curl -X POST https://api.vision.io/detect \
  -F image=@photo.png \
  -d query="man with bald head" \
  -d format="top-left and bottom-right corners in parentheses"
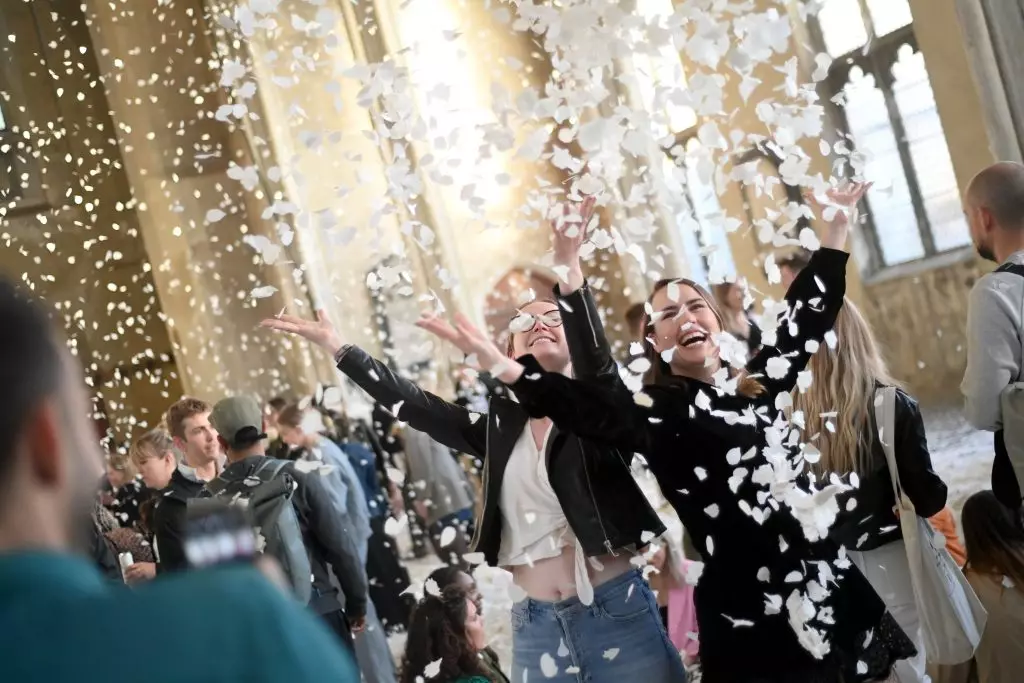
top-left (961, 161), bottom-right (1024, 509)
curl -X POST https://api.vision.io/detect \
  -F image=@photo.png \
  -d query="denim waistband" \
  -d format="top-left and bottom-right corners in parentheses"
top-left (513, 567), bottom-right (642, 617)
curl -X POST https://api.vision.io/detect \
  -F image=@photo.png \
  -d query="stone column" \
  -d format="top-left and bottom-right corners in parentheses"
top-left (83, 0), bottom-right (326, 401)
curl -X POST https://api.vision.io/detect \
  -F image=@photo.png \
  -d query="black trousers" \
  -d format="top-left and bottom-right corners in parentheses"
top-left (320, 608), bottom-right (360, 673)
top-left (366, 515), bottom-right (414, 632)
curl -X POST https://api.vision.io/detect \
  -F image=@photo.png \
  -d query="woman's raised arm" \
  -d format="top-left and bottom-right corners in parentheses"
top-left (745, 182), bottom-right (870, 398)
top-left (417, 313), bottom-right (661, 457)
top-left (262, 311), bottom-right (486, 457)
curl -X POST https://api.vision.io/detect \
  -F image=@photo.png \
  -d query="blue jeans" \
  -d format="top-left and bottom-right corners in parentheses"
top-left (511, 569), bottom-right (686, 683)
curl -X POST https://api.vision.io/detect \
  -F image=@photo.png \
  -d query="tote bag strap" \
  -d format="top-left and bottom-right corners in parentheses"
top-left (873, 386), bottom-right (911, 511)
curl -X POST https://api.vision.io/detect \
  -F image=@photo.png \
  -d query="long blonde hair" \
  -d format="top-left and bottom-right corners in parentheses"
top-left (792, 298), bottom-right (899, 476)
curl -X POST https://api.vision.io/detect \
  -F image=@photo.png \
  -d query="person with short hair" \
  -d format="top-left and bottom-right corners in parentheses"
top-left (209, 395), bottom-right (370, 662)
top-left (625, 301), bottom-right (646, 343)
top-left (165, 397), bottom-right (222, 482)
top-left (962, 162), bottom-right (1024, 509)
top-left (777, 251), bottom-right (811, 289)
top-left (150, 397), bottom-right (221, 574)
top-left (0, 278), bottom-right (357, 682)
top-left (129, 429), bottom-right (179, 492)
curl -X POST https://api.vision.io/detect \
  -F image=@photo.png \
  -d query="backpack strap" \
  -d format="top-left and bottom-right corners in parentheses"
top-left (204, 458), bottom-right (289, 497)
top-left (254, 457), bottom-right (289, 481)
top-left (996, 262), bottom-right (1024, 277)
top-left (202, 474), bottom-right (231, 498)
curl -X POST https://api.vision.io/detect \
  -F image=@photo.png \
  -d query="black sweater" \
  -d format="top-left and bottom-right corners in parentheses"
top-left (152, 467), bottom-right (206, 573)
top-left (508, 249), bottom-right (915, 683)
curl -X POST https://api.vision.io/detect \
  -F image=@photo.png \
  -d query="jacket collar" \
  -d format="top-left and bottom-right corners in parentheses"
top-left (485, 395), bottom-right (562, 473)
top-left (175, 463), bottom-right (205, 484)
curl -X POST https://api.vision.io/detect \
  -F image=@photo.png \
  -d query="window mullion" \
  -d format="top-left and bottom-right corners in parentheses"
top-left (871, 45), bottom-right (937, 257)
top-left (855, 0), bottom-right (877, 41)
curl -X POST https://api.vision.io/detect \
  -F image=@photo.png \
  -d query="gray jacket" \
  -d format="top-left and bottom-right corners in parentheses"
top-left (402, 428), bottom-right (473, 526)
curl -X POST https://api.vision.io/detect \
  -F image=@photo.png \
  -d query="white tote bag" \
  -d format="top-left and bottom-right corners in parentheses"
top-left (874, 387), bottom-right (987, 665)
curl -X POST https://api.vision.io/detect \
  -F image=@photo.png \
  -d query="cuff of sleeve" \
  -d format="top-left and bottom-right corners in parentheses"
top-left (552, 279), bottom-right (590, 303)
top-left (510, 354), bottom-right (545, 389)
top-left (810, 247), bottom-right (850, 270)
top-left (334, 344), bottom-right (355, 367)
top-left (348, 602), bottom-right (367, 620)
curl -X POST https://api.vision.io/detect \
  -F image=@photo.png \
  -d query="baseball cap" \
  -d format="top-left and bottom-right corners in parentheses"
top-left (210, 395), bottom-right (267, 449)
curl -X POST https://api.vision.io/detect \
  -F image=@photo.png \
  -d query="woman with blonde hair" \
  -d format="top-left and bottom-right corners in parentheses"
top-left (792, 299), bottom-right (948, 683)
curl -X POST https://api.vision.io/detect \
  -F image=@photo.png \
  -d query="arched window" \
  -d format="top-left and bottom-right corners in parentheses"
top-left (812, 0), bottom-right (969, 272)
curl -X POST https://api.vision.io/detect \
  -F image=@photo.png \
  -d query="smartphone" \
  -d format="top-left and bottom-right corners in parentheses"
top-left (118, 552), bottom-right (134, 584)
top-left (184, 499), bottom-right (258, 570)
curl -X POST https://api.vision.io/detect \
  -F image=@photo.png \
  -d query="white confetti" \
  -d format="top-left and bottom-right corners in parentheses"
top-left (424, 658), bottom-right (442, 678)
top-left (439, 526), bottom-right (457, 548)
top-left (540, 653), bottom-right (559, 678)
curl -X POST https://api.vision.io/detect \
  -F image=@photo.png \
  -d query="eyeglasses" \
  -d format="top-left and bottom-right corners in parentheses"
top-left (509, 310), bottom-right (563, 334)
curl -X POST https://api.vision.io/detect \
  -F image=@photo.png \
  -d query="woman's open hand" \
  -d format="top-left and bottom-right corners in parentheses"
top-left (552, 196), bottom-right (597, 267)
top-left (806, 180), bottom-right (872, 251)
top-left (551, 195), bottom-right (597, 294)
top-left (260, 309), bottom-right (345, 356)
top-left (416, 313), bottom-right (524, 383)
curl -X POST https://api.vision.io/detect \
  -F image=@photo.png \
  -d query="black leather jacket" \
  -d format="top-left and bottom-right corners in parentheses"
top-left (336, 282), bottom-right (665, 566)
top-left (830, 387), bottom-right (948, 551)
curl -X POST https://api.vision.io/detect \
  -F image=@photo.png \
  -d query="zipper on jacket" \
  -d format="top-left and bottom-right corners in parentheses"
top-left (577, 436), bottom-right (616, 556)
top-left (581, 287), bottom-right (600, 348)
top-left (468, 411), bottom-right (492, 553)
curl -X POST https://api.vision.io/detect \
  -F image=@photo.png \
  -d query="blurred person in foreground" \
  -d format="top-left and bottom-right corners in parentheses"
top-left (0, 279), bottom-right (356, 682)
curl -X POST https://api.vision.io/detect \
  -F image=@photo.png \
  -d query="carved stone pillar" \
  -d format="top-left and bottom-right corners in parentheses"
top-left (83, 0), bottom-right (326, 401)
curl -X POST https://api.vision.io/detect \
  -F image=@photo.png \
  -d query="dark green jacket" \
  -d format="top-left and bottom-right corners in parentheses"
top-left (0, 551), bottom-right (358, 682)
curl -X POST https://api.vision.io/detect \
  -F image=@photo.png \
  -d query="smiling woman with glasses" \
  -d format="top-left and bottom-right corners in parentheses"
top-left (264, 196), bottom-right (686, 683)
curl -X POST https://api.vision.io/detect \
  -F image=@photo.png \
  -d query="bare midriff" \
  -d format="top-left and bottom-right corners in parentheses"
top-left (507, 545), bottom-right (635, 602)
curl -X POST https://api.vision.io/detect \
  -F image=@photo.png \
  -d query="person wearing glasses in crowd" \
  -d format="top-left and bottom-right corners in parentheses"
top-left (263, 197), bottom-right (685, 683)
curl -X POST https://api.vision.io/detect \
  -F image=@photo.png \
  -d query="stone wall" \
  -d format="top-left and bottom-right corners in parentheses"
top-left (859, 252), bottom-right (989, 405)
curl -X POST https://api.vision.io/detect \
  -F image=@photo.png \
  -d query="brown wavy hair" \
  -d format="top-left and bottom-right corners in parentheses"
top-left (962, 490), bottom-right (1024, 588)
top-left (641, 278), bottom-right (764, 398)
top-left (400, 587), bottom-right (488, 683)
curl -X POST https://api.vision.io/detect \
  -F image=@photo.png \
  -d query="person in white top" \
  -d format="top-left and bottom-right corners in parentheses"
top-left (264, 197), bottom-right (685, 683)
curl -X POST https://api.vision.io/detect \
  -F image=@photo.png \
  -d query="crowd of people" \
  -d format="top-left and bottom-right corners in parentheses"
top-left (4, 162), bottom-right (1024, 683)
